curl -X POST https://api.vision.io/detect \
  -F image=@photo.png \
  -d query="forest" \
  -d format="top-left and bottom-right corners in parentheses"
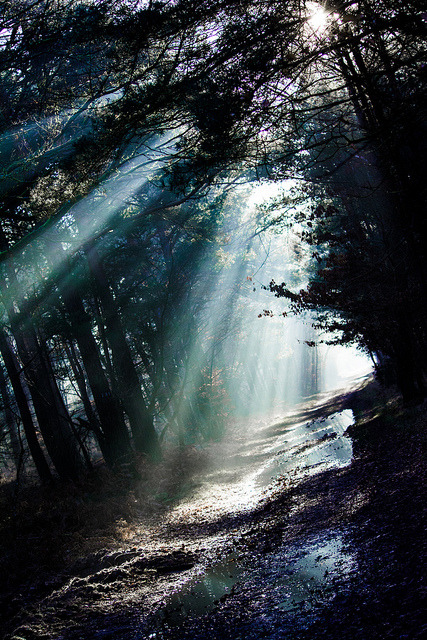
top-left (0, 1), bottom-right (426, 639)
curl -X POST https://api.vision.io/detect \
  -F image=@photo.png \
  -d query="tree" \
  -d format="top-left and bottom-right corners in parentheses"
top-left (162, 0), bottom-right (427, 403)
top-left (262, 1), bottom-right (427, 402)
top-left (0, 0), bottom-right (189, 475)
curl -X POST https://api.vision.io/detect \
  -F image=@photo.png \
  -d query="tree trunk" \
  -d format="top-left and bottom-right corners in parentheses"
top-left (0, 229), bottom-right (81, 479)
top-left (64, 340), bottom-right (102, 438)
top-left (91, 295), bottom-right (116, 383)
top-left (0, 248), bottom-right (82, 481)
top-left (0, 359), bottom-right (22, 470)
top-left (10, 313), bottom-right (82, 480)
top-left (85, 244), bottom-right (161, 459)
top-left (60, 277), bottom-right (132, 466)
top-left (0, 329), bottom-right (52, 482)
top-left (394, 310), bottom-right (427, 405)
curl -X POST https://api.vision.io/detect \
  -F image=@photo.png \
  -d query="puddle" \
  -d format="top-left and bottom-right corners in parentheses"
top-left (143, 409), bottom-right (357, 637)
top-left (272, 532), bottom-right (356, 611)
top-left (145, 530), bottom-right (356, 637)
top-left (146, 555), bottom-right (244, 634)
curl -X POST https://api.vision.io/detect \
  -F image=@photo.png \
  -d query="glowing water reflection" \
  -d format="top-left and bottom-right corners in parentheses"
top-left (147, 529), bottom-right (356, 636)
top-left (168, 407), bottom-right (354, 526)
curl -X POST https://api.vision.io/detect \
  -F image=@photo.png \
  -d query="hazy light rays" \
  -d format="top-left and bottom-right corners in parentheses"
top-left (157, 204), bottom-right (258, 444)
top-left (159, 175), bottom-right (372, 446)
top-left (211, 188), bottom-right (299, 416)
top-left (0, 88), bottom-right (127, 199)
top-left (226, 300), bottom-right (302, 416)
top-left (4, 133), bottom-right (178, 316)
top-left (227, 179), bottom-right (372, 415)
top-left (1, 107), bottom-right (86, 165)
top-left (0, 115), bottom-right (81, 198)
top-left (3, 153), bottom-right (373, 462)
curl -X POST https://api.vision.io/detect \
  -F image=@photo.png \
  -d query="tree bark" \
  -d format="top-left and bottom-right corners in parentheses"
top-left (11, 316), bottom-right (82, 480)
top-left (85, 243), bottom-right (161, 459)
top-left (64, 340), bottom-right (102, 438)
top-left (0, 329), bottom-right (52, 482)
top-left (0, 358), bottom-right (22, 470)
top-left (60, 277), bottom-right (132, 466)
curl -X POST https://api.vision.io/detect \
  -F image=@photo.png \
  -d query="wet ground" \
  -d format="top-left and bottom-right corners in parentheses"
top-left (3, 381), bottom-right (426, 640)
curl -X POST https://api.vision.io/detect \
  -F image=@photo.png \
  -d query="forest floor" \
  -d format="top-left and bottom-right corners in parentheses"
top-left (0, 379), bottom-right (425, 640)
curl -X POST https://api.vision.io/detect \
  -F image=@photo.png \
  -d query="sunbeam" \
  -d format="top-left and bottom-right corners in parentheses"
top-left (1, 132), bottom-right (179, 309)
top-left (155, 179), bottom-right (372, 447)
top-left (1, 5), bottom-right (423, 637)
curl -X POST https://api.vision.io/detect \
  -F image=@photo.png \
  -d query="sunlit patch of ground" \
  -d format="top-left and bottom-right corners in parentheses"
top-left (0, 385), bottom-right (358, 639)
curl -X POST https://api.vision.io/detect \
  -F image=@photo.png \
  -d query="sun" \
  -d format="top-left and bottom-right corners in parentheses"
top-left (305, 2), bottom-right (337, 37)
top-left (308, 5), bottom-right (329, 32)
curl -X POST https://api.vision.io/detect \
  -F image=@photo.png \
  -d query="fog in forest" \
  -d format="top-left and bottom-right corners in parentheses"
top-left (1, 162), bottom-right (371, 474)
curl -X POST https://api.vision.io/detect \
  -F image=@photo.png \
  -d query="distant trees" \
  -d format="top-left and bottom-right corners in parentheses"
top-left (262, 0), bottom-right (427, 403)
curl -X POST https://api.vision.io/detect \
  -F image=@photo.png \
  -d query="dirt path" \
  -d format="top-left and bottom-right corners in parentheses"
top-left (4, 381), bottom-right (426, 640)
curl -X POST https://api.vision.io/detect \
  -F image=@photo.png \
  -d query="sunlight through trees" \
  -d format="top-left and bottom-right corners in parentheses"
top-left (1, 0), bottom-right (424, 481)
